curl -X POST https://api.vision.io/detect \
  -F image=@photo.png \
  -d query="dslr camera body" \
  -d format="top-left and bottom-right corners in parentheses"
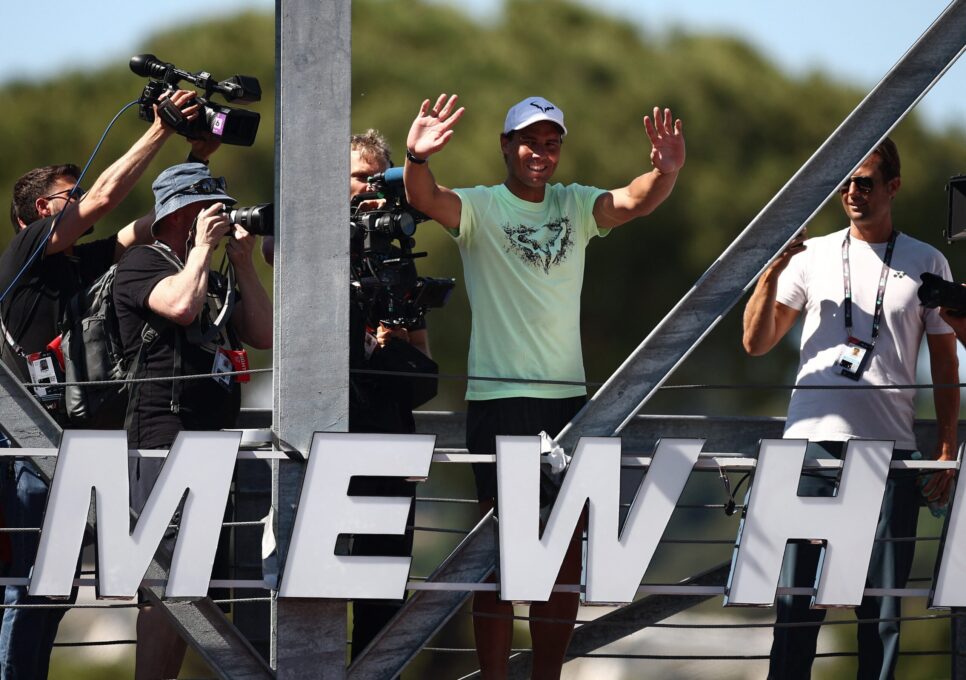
top-left (131, 54), bottom-right (261, 147)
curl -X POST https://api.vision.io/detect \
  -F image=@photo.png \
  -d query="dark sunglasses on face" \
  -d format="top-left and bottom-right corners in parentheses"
top-left (177, 176), bottom-right (228, 197)
top-left (839, 176), bottom-right (875, 194)
top-left (43, 186), bottom-right (85, 201)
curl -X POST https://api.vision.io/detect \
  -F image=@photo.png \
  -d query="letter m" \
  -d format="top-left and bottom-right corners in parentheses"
top-left (29, 430), bottom-right (239, 599)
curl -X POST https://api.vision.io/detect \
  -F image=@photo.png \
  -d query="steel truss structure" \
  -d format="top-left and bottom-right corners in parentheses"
top-left (0, 0), bottom-right (962, 677)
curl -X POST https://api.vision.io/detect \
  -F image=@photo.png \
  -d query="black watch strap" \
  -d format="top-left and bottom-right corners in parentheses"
top-left (186, 152), bottom-right (210, 166)
top-left (406, 149), bottom-right (427, 165)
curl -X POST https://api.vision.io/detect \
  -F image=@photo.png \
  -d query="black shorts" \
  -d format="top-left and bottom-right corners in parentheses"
top-left (466, 395), bottom-right (586, 503)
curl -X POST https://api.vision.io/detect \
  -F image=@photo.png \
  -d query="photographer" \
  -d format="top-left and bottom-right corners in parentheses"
top-left (0, 89), bottom-right (202, 680)
top-left (113, 162), bottom-right (272, 679)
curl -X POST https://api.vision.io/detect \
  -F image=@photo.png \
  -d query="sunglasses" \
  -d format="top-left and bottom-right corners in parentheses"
top-left (43, 186), bottom-right (85, 201)
top-left (177, 176), bottom-right (228, 197)
top-left (839, 176), bottom-right (875, 194)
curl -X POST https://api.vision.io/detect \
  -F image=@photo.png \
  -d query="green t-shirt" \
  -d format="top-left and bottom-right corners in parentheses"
top-left (451, 183), bottom-right (608, 400)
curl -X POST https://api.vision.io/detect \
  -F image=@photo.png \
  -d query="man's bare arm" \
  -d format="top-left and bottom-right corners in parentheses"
top-left (404, 94), bottom-right (465, 230)
top-left (742, 233), bottom-right (807, 355)
top-left (593, 107), bottom-right (685, 229)
top-left (47, 90), bottom-right (199, 255)
top-left (147, 204), bottom-right (228, 326)
top-left (922, 331), bottom-right (959, 505)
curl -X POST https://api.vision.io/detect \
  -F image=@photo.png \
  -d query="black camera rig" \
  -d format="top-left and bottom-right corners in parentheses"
top-left (130, 54), bottom-right (261, 147)
top-left (350, 167), bottom-right (454, 328)
top-left (916, 176), bottom-right (966, 315)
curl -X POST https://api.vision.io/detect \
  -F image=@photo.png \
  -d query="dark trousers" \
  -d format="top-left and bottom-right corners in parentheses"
top-left (348, 476), bottom-right (416, 662)
top-left (768, 441), bottom-right (920, 680)
top-left (0, 461), bottom-right (77, 680)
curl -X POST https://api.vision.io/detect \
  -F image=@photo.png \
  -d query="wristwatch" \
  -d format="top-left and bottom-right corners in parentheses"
top-left (406, 149), bottom-right (427, 165)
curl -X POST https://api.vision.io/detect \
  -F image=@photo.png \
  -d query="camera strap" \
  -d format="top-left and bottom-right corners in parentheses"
top-left (0, 293), bottom-right (46, 359)
top-left (841, 229), bottom-right (898, 346)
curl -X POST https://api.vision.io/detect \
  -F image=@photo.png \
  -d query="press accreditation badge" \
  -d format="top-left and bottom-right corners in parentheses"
top-left (364, 331), bottom-right (379, 360)
top-left (212, 348), bottom-right (233, 389)
top-left (26, 351), bottom-right (63, 401)
top-left (837, 337), bottom-right (873, 381)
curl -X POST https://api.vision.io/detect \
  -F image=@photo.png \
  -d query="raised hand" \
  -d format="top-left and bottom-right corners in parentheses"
top-left (406, 94), bottom-right (465, 159)
top-left (194, 202), bottom-right (231, 250)
top-left (643, 106), bottom-right (685, 175)
top-left (188, 132), bottom-right (222, 163)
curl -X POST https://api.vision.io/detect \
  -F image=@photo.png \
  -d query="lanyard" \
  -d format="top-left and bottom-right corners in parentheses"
top-left (841, 230), bottom-right (898, 345)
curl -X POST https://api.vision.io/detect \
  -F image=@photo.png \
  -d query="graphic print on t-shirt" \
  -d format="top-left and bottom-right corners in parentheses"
top-left (502, 218), bottom-right (575, 274)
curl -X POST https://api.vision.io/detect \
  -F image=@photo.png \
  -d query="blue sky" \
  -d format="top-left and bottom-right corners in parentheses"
top-left (0, 1), bottom-right (963, 129)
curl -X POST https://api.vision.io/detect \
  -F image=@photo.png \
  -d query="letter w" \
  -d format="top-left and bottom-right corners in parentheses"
top-left (30, 430), bottom-right (239, 599)
top-left (498, 437), bottom-right (703, 603)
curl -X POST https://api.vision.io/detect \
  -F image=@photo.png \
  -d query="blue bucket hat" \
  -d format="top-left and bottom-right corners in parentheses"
top-left (151, 163), bottom-right (236, 233)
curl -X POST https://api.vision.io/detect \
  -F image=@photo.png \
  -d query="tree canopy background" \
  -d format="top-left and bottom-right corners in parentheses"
top-left (1, 1), bottom-right (964, 677)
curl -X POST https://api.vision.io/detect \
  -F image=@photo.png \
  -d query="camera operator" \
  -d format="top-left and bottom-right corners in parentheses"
top-left (0, 89), bottom-right (203, 680)
top-left (263, 130), bottom-right (431, 660)
top-left (113, 162), bottom-right (271, 679)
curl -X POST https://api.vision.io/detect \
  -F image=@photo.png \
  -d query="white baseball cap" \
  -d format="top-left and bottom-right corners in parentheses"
top-left (503, 97), bottom-right (567, 136)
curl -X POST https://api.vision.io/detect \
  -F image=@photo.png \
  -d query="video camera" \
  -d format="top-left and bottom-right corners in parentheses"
top-left (130, 54), bottom-right (261, 147)
top-left (919, 273), bottom-right (966, 315)
top-left (916, 176), bottom-right (966, 315)
top-left (350, 167), bottom-right (454, 328)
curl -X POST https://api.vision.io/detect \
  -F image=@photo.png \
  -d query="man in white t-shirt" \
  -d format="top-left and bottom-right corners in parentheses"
top-left (742, 138), bottom-right (959, 679)
top-left (404, 94), bottom-right (685, 679)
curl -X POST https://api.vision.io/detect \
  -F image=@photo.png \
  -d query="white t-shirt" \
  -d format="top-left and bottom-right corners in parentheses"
top-left (776, 227), bottom-right (953, 449)
top-left (450, 183), bottom-right (608, 400)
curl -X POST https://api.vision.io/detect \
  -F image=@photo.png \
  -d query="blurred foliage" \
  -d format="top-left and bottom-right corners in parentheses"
top-left (4, 0), bottom-right (965, 678)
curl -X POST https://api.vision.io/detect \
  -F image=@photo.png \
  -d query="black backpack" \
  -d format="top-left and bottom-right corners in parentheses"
top-left (60, 244), bottom-right (182, 428)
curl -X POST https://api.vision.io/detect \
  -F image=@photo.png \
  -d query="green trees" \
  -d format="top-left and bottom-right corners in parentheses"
top-left (3, 3), bottom-right (964, 675)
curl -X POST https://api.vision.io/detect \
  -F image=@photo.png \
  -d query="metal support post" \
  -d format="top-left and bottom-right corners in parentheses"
top-left (272, 0), bottom-right (351, 677)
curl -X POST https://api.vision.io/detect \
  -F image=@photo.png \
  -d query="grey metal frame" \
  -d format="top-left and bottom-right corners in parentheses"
top-left (271, 0), bottom-right (351, 678)
top-left (0, 1), bottom-right (961, 678)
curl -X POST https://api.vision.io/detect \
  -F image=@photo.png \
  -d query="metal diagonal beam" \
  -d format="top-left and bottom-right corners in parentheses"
top-left (505, 563), bottom-right (731, 679)
top-left (556, 0), bottom-right (966, 451)
top-left (393, 412), bottom-right (962, 677)
top-left (0, 362), bottom-right (274, 679)
top-left (346, 512), bottom-right (498, 679)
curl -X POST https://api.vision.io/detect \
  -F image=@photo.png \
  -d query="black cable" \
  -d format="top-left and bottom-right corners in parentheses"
top-left (0, 100), bottom-right (140, 308)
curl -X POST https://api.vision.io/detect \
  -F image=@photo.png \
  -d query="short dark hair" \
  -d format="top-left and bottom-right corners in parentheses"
top-left (350, 129), bottom-right (392, 169)
top-left (873, 138), bottom-right (900, 182)
top-left (9, 164), bottom-right (80, 233)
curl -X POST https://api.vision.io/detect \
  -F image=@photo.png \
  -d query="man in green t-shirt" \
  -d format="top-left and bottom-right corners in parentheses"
top-left (404, 94), bottom-right (685, 679)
